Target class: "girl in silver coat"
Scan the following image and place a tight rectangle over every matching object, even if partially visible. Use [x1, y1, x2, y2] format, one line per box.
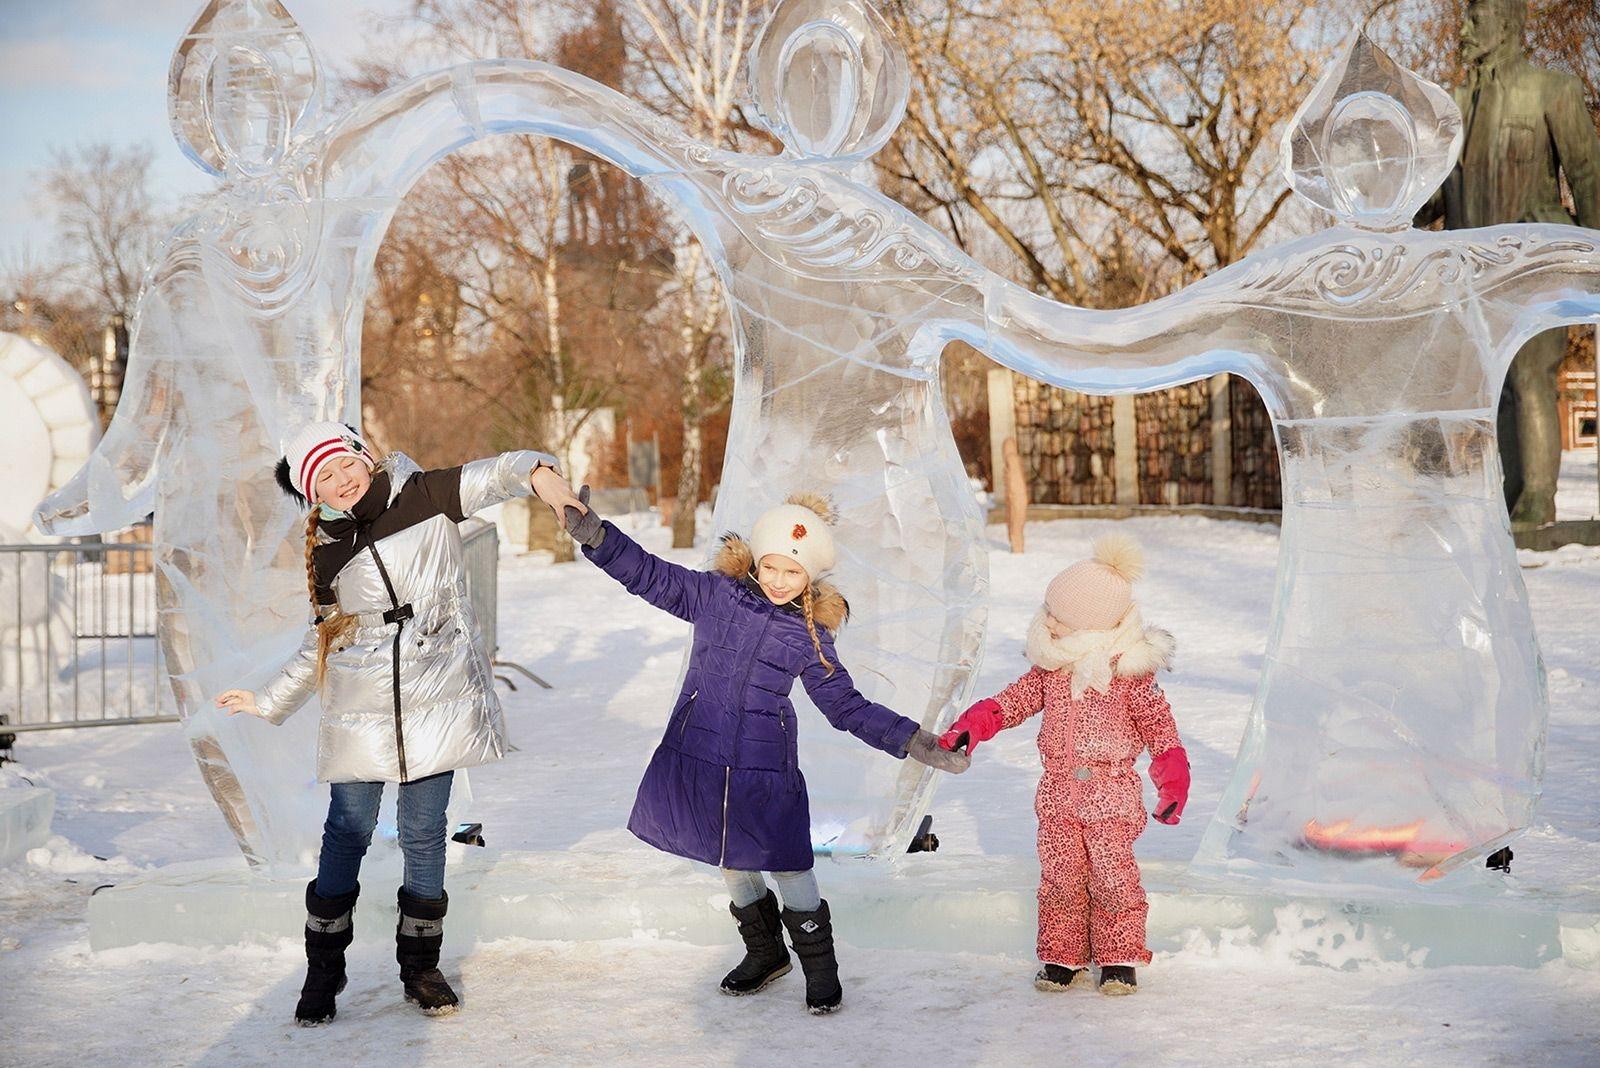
[216, 421, 582, 1024]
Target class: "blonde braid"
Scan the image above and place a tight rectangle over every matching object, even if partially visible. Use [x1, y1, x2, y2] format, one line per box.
[303, 510, 320, 604]
[801, 586, 835, 676]
[305, 511, 358, 686]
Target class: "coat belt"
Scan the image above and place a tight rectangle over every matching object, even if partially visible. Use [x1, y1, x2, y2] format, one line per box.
[1050, 760, 1135, 781]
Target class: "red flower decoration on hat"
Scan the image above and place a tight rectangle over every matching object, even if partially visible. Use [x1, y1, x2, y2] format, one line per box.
[792, 523, 807, 540]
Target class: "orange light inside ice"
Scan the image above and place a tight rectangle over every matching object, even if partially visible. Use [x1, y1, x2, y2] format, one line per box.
[1302, 818, 1429, 853]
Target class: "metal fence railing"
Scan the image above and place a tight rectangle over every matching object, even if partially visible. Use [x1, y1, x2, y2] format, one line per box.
[0, 521, 536, 736]
[460, 517, 549, 691]
[460, 518, 499, 660]
[1, 540, 167, 732]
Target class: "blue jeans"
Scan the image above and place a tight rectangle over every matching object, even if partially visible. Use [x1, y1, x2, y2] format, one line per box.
[314, 771, 454, 901]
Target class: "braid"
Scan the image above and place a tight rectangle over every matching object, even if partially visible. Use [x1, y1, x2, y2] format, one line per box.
[305, 510, 358, 686]
[303, 511, 319, 606]
[801, 586, 835, 676]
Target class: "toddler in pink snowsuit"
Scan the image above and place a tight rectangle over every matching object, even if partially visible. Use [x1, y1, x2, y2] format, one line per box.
[940, 534, 1189, 995]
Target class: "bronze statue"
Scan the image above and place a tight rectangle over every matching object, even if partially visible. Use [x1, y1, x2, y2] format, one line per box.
[1419, 0, 1600, 525]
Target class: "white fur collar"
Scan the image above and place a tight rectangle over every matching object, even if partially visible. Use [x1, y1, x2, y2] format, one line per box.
[1024, 606, 1175, 698]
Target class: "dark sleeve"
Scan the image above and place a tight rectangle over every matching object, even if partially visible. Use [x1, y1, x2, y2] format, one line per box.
[311, 542, 354, 606]
[799, 636, 921, 758]
[412, 466, 467, 523]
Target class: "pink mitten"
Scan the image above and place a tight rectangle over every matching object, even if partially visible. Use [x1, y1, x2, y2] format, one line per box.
[938, 699, 1005, 755]
[1149, 746, 1190, 825]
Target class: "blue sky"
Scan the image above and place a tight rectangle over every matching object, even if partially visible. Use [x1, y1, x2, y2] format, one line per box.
[0, 0, 415, 264]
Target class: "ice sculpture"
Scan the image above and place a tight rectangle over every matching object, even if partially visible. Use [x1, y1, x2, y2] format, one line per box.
[35, 0, 1599, 887]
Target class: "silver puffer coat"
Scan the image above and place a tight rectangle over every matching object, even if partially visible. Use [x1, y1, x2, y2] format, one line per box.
[257, 449, 555, 782]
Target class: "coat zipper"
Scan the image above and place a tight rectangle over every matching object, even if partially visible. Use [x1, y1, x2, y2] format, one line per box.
[677, 689, 698, 742]
[717, 766, 732, 866]
[779, 710, 790, 773]
[360, 530, 410, 782]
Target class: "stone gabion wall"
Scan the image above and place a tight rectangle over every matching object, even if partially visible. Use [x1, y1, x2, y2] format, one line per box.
[1012, 375, 1118, 505]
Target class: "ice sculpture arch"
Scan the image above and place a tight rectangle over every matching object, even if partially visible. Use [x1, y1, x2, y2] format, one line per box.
[35, 0, 1600, 889]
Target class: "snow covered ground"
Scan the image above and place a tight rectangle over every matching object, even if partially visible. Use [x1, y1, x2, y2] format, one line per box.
[1557, 448, 1598, 521]
[2, 504, 1598, 1066]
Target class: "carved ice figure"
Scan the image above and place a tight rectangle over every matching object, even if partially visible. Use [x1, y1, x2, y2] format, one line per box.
[37, 0, 1599, 888]
[973, 37, 1598, 885]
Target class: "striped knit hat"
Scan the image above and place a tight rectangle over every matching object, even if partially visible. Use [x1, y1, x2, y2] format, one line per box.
[275, 421, 375, 505]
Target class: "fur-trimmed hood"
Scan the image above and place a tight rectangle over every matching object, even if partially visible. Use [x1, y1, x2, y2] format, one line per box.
[713, 534, 847, 633]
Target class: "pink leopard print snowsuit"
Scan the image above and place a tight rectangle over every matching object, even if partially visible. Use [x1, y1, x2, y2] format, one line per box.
[985, 625, 1180, 968]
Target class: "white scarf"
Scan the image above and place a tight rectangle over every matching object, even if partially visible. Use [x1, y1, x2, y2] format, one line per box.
[1025, 605, 1147, 700]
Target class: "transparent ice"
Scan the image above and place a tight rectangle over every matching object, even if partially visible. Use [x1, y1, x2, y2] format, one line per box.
[34, 0, 1600, 888]
[0, 787, 55, 867]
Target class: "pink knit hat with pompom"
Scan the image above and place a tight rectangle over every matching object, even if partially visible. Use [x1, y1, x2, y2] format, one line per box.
[1043, 533, 1144, 632]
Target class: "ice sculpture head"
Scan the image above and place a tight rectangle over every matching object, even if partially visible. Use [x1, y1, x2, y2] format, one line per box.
[1281, 34, 1462, 231]
[748, 0, 909, 160]
[169, 0, 323, 178]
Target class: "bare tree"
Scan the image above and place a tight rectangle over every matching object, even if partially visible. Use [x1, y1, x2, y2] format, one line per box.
[617, 0, 757, 547]
[879, 0, 1398, 306]
[352, 0, 677, 557]
[0, 250, 105, 379]
[37, 143, 160, 319]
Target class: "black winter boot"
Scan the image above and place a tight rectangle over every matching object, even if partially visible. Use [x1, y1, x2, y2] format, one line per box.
[396, 887, 459, 1016]
[780, 900, 843, 1015]
[720, 889, 792, 996]
[295, 880, 359, 1026]
[1033, 963, 1087, 991]
[1097, 965, 1137, 995]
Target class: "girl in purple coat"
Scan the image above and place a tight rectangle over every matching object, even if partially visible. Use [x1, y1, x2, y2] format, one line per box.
[565, 490, 968, 1014]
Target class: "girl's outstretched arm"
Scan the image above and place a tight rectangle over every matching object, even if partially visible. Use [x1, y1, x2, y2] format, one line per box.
[799, 638, 920, 759]
[247, 624, 320, 724]
[939, 668, 1046, 754]
[413, 449, 564, 521]
[581, 521, 722, 624]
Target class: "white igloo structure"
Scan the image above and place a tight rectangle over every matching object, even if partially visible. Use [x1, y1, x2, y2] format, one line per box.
[2, 331, 99, 694]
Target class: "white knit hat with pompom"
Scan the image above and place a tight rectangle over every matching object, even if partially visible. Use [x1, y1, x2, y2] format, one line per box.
[749, 492, 838, 581]
[1043, 533, 1144, 632]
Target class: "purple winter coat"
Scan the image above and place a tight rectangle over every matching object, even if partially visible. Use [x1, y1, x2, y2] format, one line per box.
[583, 521, 920, 871]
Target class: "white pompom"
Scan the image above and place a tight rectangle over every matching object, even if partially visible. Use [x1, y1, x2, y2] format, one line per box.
[1093, 532, 1145, 582]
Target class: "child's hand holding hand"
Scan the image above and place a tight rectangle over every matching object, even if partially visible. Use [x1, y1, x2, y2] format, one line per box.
[215, 689, 263, 719]
[531, 464, 585, 517]
[938, 698, 1004, 755]
[563, 485, 606, 549]
[908, 729, 970, 774]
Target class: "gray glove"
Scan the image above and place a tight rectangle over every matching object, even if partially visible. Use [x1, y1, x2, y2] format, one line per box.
[906, 728, 970, 774]
[564, 485, 605, 549]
